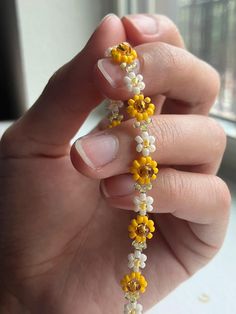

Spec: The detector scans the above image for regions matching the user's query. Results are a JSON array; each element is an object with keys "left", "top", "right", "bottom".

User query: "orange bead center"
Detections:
[
  {"left": 134, "top": 100, "right": 148, "bottom": 113},
  {"left": 139, "top": 165, "right": 154, "bottom": 178},
  {"left": 117, "top": 43, "right": 132, "bottom": 56},
  {"left": 127, "top": 279, "right": 141, "bottom": 292},
  {"left": 137, "top": 223, "right": 150, "bottom": 236}
]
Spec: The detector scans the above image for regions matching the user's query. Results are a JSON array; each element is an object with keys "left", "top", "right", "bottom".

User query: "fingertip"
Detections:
[
  {"left": 100, "top": 176, "right": 135, "bottom": 210},
  {"left": 122, "top": 14, "right": 160, "bottom": 44},
  {"left": 122, "top": 14, "right": 185, "bottom": 48},
  {"left": 70, "top": 132, "right": 120, "bottom": 179},
  {"left": 85, "top": 13, "right": 126, "bottom": 57},
  {"left": 70, "top": 141, "right": 99, "bottom": 179},
  {"left": 101, "top": 174, "right": 135, "bottom": 198}
]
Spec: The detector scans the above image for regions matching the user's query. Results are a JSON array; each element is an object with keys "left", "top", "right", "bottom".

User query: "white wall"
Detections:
[{"left": 16, "top": 0, "right": 108, "bottom": 107}]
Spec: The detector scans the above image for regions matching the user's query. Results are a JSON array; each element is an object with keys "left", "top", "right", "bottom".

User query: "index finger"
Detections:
[
  {"left": 94, "top": 42, "right": 220, "bottom": 115},
  {"left": 0, "top": 15, "right": 126, "bottom": 158}
]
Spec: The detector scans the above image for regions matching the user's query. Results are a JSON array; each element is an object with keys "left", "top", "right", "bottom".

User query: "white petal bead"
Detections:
[
  {"left": 135, "top": 135, "right": 143, "bottom": 143},
  {"left": 129, "top": 72, "right": 136, "bottom": 79},
  {"left": 124, "top": 76, "right": 131, "bottom": 84},
  {"left": 141, "top": 254, "right": 147, "bottom": 262},
  {"left": 128, "top": 253, "right": 133, "bottom": 261},
  {"left": 137, "top": 303, "right": 143, "bottom": 311},
  {"left": 142, "top": 148, "right": 149, "bottom": 156},
  {"left": 149, "top": 135, "right": 155, "bottom": 143},
  {"left": 124, "top": 304, "right": 130, "bottom": 313},
  {"left": 120, "top": 62, "right": 127, "bottom": 69},
  {"left": 135, "top": 250, "right": 141, "bottom": 258},
  {"left": 133, "top": 196, "right": 140, "bottom": 205},
  {"left": 105, "top": 47, "right": 112, "bottom": 56},
  {"left": 133, "top": 121, "right": 141, "bottom": 128},
  {"left": 142, "top": 131, "right": 149, "bottom": 139},
  {"left": 133, "top": 87, "right": 140, "bottom": 94},
  {"left": 140, "top": 262, "right": 146, "bottom": 269},
  {"left": 140, "top": 193, "right": 146, "bottom": 201},
  {"left": 136, "top": 144, "right": 143, "bottom": 153},
  {"left": 127, "top": 85, "right": 133, "bottom": 92},
  {"left": 149, "top": 144, "right": 156, "bottom": 152},
  {"left": 138, "top": 81, "right": 145, "bottom": 90},
  {"left": 136, "top": 74, "right": 143, "bottom": 81},
  {"left": 147, "top": 196, "right": 154, "bottom": 204}
]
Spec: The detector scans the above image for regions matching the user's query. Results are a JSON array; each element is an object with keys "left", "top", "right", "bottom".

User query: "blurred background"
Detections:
[{"left": 0, "top": 1, "right": 235, "bottom": 313}]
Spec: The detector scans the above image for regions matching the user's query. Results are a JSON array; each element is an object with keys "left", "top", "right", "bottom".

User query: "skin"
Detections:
[{"left": 0, "top": 14, "right": 231, "bottom": 314}]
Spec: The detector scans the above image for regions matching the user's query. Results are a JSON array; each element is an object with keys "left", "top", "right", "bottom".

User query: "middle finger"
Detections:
[{"left": 71, "top": 114, "right": 226, "bottom": 179}]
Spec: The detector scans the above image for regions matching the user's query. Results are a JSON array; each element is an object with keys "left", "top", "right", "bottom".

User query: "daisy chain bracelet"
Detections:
[{"left": 105, "top": 42, "right": 158, "bottom": 314}]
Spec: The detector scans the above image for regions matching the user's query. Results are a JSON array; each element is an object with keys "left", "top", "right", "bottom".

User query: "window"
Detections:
[
  {"left": 178, "top": 0, "right": 236, "bottom": 123},
  {"left": 117, "top": 0, "right": 236, "bottom": 138}
]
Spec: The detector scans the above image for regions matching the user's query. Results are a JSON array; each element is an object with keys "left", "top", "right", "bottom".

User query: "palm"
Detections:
[{"left": 1, "top": 153, "right": 213, "bottom": 313}]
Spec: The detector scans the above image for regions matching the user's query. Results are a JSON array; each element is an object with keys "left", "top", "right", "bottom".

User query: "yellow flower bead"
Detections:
[
  {"left": 130, "top": 156, "right": 158, "bottom": 185},
  {"left": 120, "top": 271, "right": 148, "bottom": 293},
  {"left": 128, "top": 215, "right": 155, "bottom": 243},
  {"left": 108, "top": 120, "right": 121, "bottom": 128},
  {"left": 127, "top": 94, "right": 155, "bottom": 121},
  {"left": 111, "top": 43, "right": 137, "bottom": 64}
]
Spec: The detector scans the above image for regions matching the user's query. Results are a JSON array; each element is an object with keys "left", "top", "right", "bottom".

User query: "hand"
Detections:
[{"left": 0, "top": 14, "right": 231, "bottom": 314}]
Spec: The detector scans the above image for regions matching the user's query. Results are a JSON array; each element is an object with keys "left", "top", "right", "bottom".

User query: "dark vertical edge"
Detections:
[{"left": 0, "top": 0, "right": 26, "bottom": 120}]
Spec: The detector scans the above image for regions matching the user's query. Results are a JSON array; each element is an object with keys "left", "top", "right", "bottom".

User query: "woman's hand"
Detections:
[{"left": 0, "top": 14, "right": 231, "bottom": 314}]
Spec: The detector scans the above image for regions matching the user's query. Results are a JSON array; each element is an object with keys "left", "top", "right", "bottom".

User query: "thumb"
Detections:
[{"left": 1, "top": 14, "right": 126, "bottom": 157}]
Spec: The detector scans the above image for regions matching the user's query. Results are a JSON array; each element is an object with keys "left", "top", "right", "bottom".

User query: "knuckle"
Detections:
[
  {"left": 0, "top": 128, "right": 15, "bottom": 157},
  {"left": 206, "top": 117, "right": 227, "bottom": 156},
  {"left": 141, "top": 42, "right": 177, "bottom": 75},
  {"left": 213, "top": 68, "right": 221, "bottom": 95},
  {"left": 209, "top": 176, "right": 231, "bottom": 215},
  {"left": 159, "top": 14, "right": 179, "bottom": 30},
  {"left": 159, "top": 44, "right": 180, "bottom": 71},
  {"left": 208, "top": 67, "right": 221, "bottom": 103},
  {"left": 140, "top": 42, "right": 189, "bottom": 92},
  {"left": 151, "top": 116, "right": 183, "bottom": 151},
  {"left": 161, "top": 168, "right": 187, "bottom": 202},
  {"left": 200, "top": 63, "right": 221, "bottom": 104},
  {"left": 157, "top": 14, "right": 185, "bottom": 48},
  {"left": 47, "top": 66, "right": 65, "bottom": 88},
  {"left": 157, "top": 44, "right": 191, "bottom": 83}
]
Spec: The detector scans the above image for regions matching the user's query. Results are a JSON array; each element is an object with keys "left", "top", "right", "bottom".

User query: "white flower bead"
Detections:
[
  {"left": 128, "top": 250, "right": 147, "bottom": 272},
  {"left": 107, "top": 100, "right": 124, "bottom": 113},
  {"left": 133, "top": 193, "right": 154, "bottom": 215},
  {"left": 126, "top": 61, "right": 138, "bottom": 73},
  {"left": 124, "top": 72, "right": 145, "bottom": 94},
  {"left": 124, "top": 302, "right": 143, "bottom": 314},
  {"left": 135, "top": 131, "right": 156, "bottom": 156},
  {"left": 105, "top": 47, "right": 113, "bottom": 57},
  {"left": 120, "top": 62, "right": 127, "bottom": 70}
]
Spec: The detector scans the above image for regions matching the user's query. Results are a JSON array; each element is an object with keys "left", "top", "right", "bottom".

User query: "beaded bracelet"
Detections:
[{"left": 105, "top": 42, "right": 158, "bottom": 314}]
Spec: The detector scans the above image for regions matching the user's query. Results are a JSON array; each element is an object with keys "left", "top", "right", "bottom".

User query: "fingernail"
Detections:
[
  {"left": 98, "top": 13, "right": 119, "bottom": 28},
  {"left": 97, "top": 58, "right": 125, "bottom": 88},
  {"left": 75, "top": 133, "right": 119, "bottom": 169},
  {"left": 101, "top": 175, "right": 135, "bottom": 197},
  {"left": 97, "top": 58, "right": 140, "bottom": 88},
  {"left": 125, "top": 15, "right": 158, "bottom": 35}
]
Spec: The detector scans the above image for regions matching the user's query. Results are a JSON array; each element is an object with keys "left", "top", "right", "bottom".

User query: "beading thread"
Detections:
[{"left": 105, "top": 42, "right": 158, "bottom": 314}]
